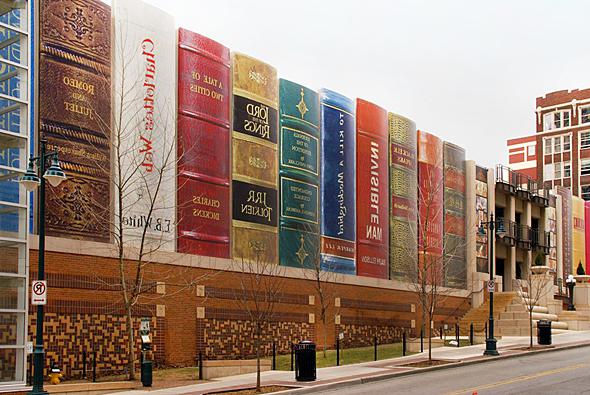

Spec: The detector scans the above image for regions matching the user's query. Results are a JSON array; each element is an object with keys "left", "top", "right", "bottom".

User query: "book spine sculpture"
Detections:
[
  {"left": 319, "top": 89, "right": 356, "bottom": 274},
  {"left": 556, "top": 186, "right": 572, "bottom": 277},
  {"left": 231, "top": 53, "right": 278, "bottom": 263},
  {"left": 278, "top": 79, "right": 320, "bottom": 268},
  {"left": 177, "top": 28, "right": 230, "bottom": 258},
  {"left": 443, "top": 142, "right": 466, "bottom": 288},
  {"left": 356, "top": 99, "right": 389, "bottom": 279},
  {"left": 475, "top": 166, "right": 489, "bottom": 273},
  {"left": 38, "top": 0, "right": 111, "bottom": 241},
  {"left": 389, "top": 113, "right": 417, "bottom": 280},
  {"left": 585, "top": 201, "right": 590, "bottom": 274},
  {"left": 112, "top": 0, "right": 177, "bottom": 250},
  {"left": 417, "top": 130, "right": 444, "bottom": 284},
  {"left": 572, "top": 196, "right": 586, "bottom": 274}
]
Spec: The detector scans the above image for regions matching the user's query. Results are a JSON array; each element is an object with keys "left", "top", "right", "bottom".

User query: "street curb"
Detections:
[{"left": 275, "top": 341, "right": 590, "bottom": 394}]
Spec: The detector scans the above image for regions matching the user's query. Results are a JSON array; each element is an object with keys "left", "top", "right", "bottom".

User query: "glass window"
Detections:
[
  {"left": 554, "top": 162, "right": 561, "bottom": 179},
  {"left": 543, "top": 111, "right": 571, "bottom": 130},
  {"left": 583, "top": 185, "right": 590, "bottom": 201},
  {"left": 544, "top": 138, "right": 552, "bottom": 154},
  {"left": 581, "top": 132, "right": 590, "bottom": 149},
  {"left": 543, "top": 114, "right": 553, "bottom": 131},
  {"left": 544, "top": 164, "right": 554, "bottom": 180},
  {"left": 553, "top": 136, "right": 561, "bottom": 153},
  {"left": 564, "top": 162, "right": 571, "bottom": 178},
  {"left": 563, "top": 111, "right": 570, "bottom": 127},
  {"left": 582, "top": 159, "right": 590, "bottom": 176},
  {"left": 554, "top": 112, "right": 561, "bottom": 129},
  {"left": 527, "top": 145, "right": 535, "bottom": 157},
  {"left": 582, "top": 107, "right": 590, "bottom": 124},
  {"left": 563, "top": 135, "right": 571, "bottom": 151}
]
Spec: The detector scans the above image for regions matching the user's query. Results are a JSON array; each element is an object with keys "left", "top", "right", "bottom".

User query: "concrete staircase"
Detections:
[
  {"left": 496, "top": 291, "right": 569, "bottom": 336},
  {"left": 459, "top": 292, "right": 519, "bottom": 335}
]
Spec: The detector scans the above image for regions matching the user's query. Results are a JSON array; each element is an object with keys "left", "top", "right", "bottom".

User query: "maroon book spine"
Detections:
[{"left": 177, "top": 29, "right": 231, "bottom": 258}]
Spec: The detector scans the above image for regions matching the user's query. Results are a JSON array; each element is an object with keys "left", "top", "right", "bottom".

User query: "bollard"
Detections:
[
  {"left": 82, "top": 350, "right": 87, "bottom": 379},
  {"left": 455, "top": 324, "right": 459, "bottom": 347},
  {"left": 272, "top": 342, "right": 276, "bottom": 370},
  {"left": 469, "top": 323, "right": 474, "bottom": 345},
  {"left": 336, "top": 338, "right": 340, "bottom": 366},
  {"left": 440, "top": 326, "right": 443, "bottom": 340},
  {"left": 198, "top": 352, "right": 203, "bottom": 380},
  {"left": 374, "top": 335, "right": 377, "bottom": 361},
  {"left": 290, "top": 342, "right": 294, "bottom": 371},
  {"left": 420, "top": 328, "right": 423, "bottom": 353},
  {"left": 402, "top": 332, "right": 407, "bottom": 356},
  {"left": 92, "top": 351, "right": 97, "bottom": 383}
]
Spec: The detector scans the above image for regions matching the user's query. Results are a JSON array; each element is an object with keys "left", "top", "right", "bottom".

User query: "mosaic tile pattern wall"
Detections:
[
  {"left": 336, "top": 321, "right": 410, "bottom": 348},
  {"left": 28, "top": 310, "right": 163, "bottom": 377},
  {"left": 197, "top": 308, "right": 314, "bottom": 359}
]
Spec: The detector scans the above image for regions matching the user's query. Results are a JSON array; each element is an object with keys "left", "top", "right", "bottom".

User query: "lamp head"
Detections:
[
  {"left": 19, "top": 159, "right": 40, "bottom": 191},
  {"left": 43, "top": 155, "right": 67, "bottom": 187}
]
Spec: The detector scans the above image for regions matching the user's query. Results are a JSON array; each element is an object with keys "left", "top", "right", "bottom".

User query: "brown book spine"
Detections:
[{"left": 39, "top": 0, "right": 111, "bottom": 242}]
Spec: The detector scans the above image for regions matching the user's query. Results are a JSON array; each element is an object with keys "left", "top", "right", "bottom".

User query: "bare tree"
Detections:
[
  {"left": 233, "top": 247, "right": 286, "bottom": 392},
  {"left": 405, "top": 156, "right": 468, "bottom": 362},
  {"left": 299, "top": 240, "right": 339, "bottom": 359},
  {"left": 515, "top": 256, "right": 553, "bottom": 349},
  {"left": 45, "top": 22, "right": 213, "bottom": 379}
]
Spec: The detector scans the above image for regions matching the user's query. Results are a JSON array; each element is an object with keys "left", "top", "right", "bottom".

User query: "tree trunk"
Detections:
[
  {"left": 256, "top": 322, "right": 261, "bottom": 393},
  {"left": 428, "top": 319, "right": 432, "bottom": 362},
  {"left": 323, "top": 323, "right": 327, "bottom": 358},
  {"left": 529, "top": 310, "right": 533, "bottom": 349},
  {"left": 126, "top": 307, "right": 136, "bottom": 380}
]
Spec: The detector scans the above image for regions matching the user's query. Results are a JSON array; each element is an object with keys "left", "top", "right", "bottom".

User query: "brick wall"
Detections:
[{"left": 24, "top": 247, "right": 470, "bottom": 376}]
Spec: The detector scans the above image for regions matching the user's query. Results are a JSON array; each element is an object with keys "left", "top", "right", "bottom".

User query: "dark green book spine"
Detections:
[{"left": 278, "top": 79, "right": 320, "bottom": 268}]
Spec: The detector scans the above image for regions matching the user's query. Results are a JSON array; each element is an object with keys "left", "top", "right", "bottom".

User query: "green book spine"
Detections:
[{"left": 278, "top": 79, "right": 320, "bottom": 268}]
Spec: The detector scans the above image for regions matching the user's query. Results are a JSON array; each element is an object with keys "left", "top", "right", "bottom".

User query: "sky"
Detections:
[{"left": 133, "top": 0, "right": 589, "bottom": 167}]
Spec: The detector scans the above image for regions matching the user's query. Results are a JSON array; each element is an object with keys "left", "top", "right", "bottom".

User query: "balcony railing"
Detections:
[
  {"left": 496, "top": 165, "right": 516, "bottom": 194},
  {"left": 531, "top": 187, "right": 550, "bottom": 207},
  {"left": 531, "top": 229, "right": 551, "bottom": 255},
  {"left": 496, "top": 217, "right": 516, "bottom": 247},
  {"left": 516, "top": 223, "right": 532, "bottom": 250},
  {"left": 495, "top": 165, "right": 549, "bottom": 206}
]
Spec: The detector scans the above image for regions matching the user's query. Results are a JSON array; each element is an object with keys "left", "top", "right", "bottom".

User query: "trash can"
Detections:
[
  {"left": 141, "top": 359, "right": 153, "bottom": 387},
  {"left": 537, "top": 320, "right": 552, "bottom": 345},
  {"left": 295, "top": 341, "right": 316, "bottom": 382}
]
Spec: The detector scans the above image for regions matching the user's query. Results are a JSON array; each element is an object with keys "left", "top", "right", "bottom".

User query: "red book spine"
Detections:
[
  {"left": 356, "top": 99, "right": 389, "bottom": 279},
  {"left": 177, "top": 29, "right": 231, "bottom": 258},
  {"left": 585, "top": 201, "right": 590, "bottom": 274},
  {"left": 418, "top": 130, "right": 444, "bottom": 284}
]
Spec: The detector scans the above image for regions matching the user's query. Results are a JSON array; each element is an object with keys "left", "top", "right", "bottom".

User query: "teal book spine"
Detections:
[{"left": 278, "top": 79, "right": 320, "bottom": 268}]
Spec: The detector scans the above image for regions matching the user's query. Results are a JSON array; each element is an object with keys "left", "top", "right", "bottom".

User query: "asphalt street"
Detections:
[{"left": 316, "top": 346, "right": 590, "bottom": 395}]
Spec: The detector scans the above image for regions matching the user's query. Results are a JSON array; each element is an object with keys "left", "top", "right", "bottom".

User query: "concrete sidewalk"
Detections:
[{"left": 109, "top": 331, "right": 590, "bottom": 395}]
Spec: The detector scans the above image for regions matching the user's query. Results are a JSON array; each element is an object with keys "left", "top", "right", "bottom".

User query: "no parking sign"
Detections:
[{"left": 31, "top": 280, "right": 47, "bottom": 305}]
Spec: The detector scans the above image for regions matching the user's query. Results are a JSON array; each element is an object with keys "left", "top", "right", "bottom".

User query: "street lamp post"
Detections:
[
  {"left": 478, "top": 212, "right": 505, "bottom": 356},
  {"left": 566, "top": 275, "right": 577, "bottom": 311},
  {"left": 20, "top": 139, "right": 66, "bottom": 395}
]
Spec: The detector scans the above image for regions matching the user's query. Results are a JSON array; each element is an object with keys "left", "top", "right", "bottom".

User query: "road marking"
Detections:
[{"left": 447, "top": 363, "right": 589, "bottom": 395}]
